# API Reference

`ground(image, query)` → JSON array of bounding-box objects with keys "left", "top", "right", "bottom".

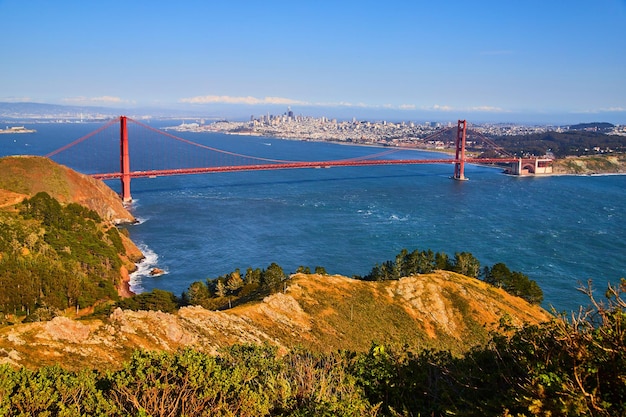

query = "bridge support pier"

[
  {"left": 453, "top": 119, "right": 468, "bottom": 181},
  {"left": 120, "top": 116, "right": 132, "bottom": 202}
]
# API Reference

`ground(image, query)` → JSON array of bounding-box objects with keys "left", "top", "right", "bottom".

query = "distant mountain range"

[
  {"left": 568, "top": 122, "right": 614, "bottom": 132},
  {"left": 0, "top": 101, "right": 117, "bottom": 118},
  {"left": 0, "top": 101, "right": 205, "bottom": 121}
]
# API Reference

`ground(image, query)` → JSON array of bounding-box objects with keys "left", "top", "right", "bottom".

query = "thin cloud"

[
  {"left": 180, "top": 95, "right": 422, "bottom": 111},
  {"left": 62, "top": 96, "right": 132, "bottom": 105},
  {"left": 573, "top": 107, "right": 626, "bottom": 114},
  {"left": 334, "top": 101, "right": 370, "bottom": 108},
  {"left": 468, "top": 106, "right": 508, "bottom": 113},
  {"left": 423, "top": 104, "right": 508, "bottom": 113},
  {"left": 1, "top": 96, "right": 33, "bottom": 102},
  {"left": 180, "top": 95, "right": 308, "bottom": 106},
  {"left": 424, "top": 104, "right": 454, "bottom": 112},
  {"left": 179, "top": 95, "right": 513, "bottom": 114}
]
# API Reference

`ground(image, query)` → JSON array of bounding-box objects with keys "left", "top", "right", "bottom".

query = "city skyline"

[{"left": 1, "top": 0, "right": 625, "bottom": 124}]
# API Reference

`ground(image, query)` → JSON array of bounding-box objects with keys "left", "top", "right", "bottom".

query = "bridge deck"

[{"left": 92, "top": 157, "right": 522, "bottom": 180}]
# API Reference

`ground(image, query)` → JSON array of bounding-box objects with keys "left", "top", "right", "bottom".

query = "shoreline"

[
  {"left": 222, "top": 129, "right": 465, "bottom": 157},
  {"left": 213, "top": 130, "right": 626, "bottom": 177}
]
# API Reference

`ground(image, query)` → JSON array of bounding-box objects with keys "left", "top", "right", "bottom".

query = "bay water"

[{"left": 2, "top": 121, "right": 625, "bottom": 313}]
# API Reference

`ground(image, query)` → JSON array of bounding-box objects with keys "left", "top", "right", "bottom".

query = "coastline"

[
  {"left": 224, "top": 131, "right": 626, "bottom": 176},
  {"left": 223, "top": 129, "right": 462, "bottom": 157},
  {"left": 166, "top": 124, "right": 626, "bottom": 176}
]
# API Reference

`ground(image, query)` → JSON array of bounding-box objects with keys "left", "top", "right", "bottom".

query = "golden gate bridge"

[{"left": 44, "top": 116, "right": 551, "bottom": 202}]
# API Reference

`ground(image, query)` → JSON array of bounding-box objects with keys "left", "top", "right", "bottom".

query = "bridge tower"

[
  {"left": 120, "top": 116, "right": 132, "bottom": 202},
  {"left": 453, "top": 119, "right": 468, "bottom": 180}
]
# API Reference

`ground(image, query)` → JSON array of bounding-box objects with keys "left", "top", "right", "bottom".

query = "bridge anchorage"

[{"left": 49, "top": 115, "right": 553, "bottom": 203}]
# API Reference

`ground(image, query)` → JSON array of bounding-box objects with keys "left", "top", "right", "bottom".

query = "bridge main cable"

[
  {"left": 44, "top": 118, "right": 119, "bottom": 158},
  {"left": 127, "top": 117, "right": 301, "bottom": 164},
  {"left": 126, "top": 117, "right": 419, "bottom": 165}
]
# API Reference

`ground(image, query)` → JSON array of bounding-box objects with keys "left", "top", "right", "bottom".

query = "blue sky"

[{"left": 1, "top": 0, "right": 625, "bottom": 123}]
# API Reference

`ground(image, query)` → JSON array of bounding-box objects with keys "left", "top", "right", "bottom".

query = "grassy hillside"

[
  {"left": 0, "top": 272, "right": 550, "bottom": 370},
  {"left": 0, "top": 282, "right": 622, "bottom": 417},
  {"left": 0, "top": 157, "right": 143, "bottom": 323},
  {"left": 552, "top": 154, "right": 626, "bottom": 174},
  {"left": 0, "top": 156, "right": 135, "bottom": 223}
]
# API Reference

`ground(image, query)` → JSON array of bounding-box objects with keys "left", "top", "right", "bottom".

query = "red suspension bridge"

[{"left": 44, "top": 116, "right": 552, "bottom": 202}]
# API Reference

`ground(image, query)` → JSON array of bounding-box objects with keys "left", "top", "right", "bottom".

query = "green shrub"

[{"left": 116, "top": 289, "right": 180, "bottom": 313}]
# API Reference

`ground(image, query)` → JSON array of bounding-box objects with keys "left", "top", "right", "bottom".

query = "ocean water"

[{"left": 2, "top": 121, "right": 625, "bottom": 313}]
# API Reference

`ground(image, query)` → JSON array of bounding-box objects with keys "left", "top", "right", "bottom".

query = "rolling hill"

[{"left": 0, "top": 272, "right": 550, "bottom": 370}]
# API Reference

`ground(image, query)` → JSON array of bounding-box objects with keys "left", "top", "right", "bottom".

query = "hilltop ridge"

[
  {"left": 0, "top": 272, "right": 550, "bottom": 370},
  {"left": 0, "top": 156, "right": 135, "bottom": 224}
]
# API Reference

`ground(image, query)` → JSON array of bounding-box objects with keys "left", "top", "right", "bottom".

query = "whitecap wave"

[
  {"left": 129, "top": 244, "right": 166, "bottom": 293},
  {"left": 133, "top": 216, "right": 149, "bottom": 225},
  {"left": 389, "top": 214, "right": 409, "bottom": 221}
]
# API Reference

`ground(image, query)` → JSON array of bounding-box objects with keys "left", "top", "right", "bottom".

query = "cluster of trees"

[
  {"left": 169, "top": 264, "right": 326, "bottom": 311},
  {"left": 115, "top": 263, "right": 291, "bottom": 312},
  {"left": 182, "top": 263, "right": 288, "bottom": 310},
  {"left": 1, "top": 280, "right": 624, "bottom": 416},
  {"left": 115, "top": 247, "right": 542, "bottom": 316},
  {"left": 481, "top": 130, "right": 626, "bottom": 158},
  {"left": 360, "top": 248, "right": 543, "bottom": 304},
  {"left": 483, "top": 262, "right": 544, "bottom": 304},
  {"left": 0, "top": 192, "right": 125, "bottom": 321}
]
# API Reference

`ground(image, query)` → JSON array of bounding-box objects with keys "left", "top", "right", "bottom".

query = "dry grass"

[
  {"left": 0, "top": 272, "right": 551, "bottom": 370},
  {"left": 0, "top": 156, "right": 135, "bottom": 223},
  {"left": 553, "top": 155, "right": 626, "bottom": 174}
]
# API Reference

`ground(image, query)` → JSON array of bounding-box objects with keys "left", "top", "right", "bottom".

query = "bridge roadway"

[{"left": 91, "top": 157, "right": 521, "bottom": 180}]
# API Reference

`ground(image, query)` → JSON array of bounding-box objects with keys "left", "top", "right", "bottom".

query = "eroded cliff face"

[{"left": 0, "top": 273, "right": 552, "bottom": 370}]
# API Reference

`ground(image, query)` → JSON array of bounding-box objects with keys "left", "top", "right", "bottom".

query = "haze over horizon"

[{"left": 1, "top": 0, "right": 625, "bottom": 125}]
